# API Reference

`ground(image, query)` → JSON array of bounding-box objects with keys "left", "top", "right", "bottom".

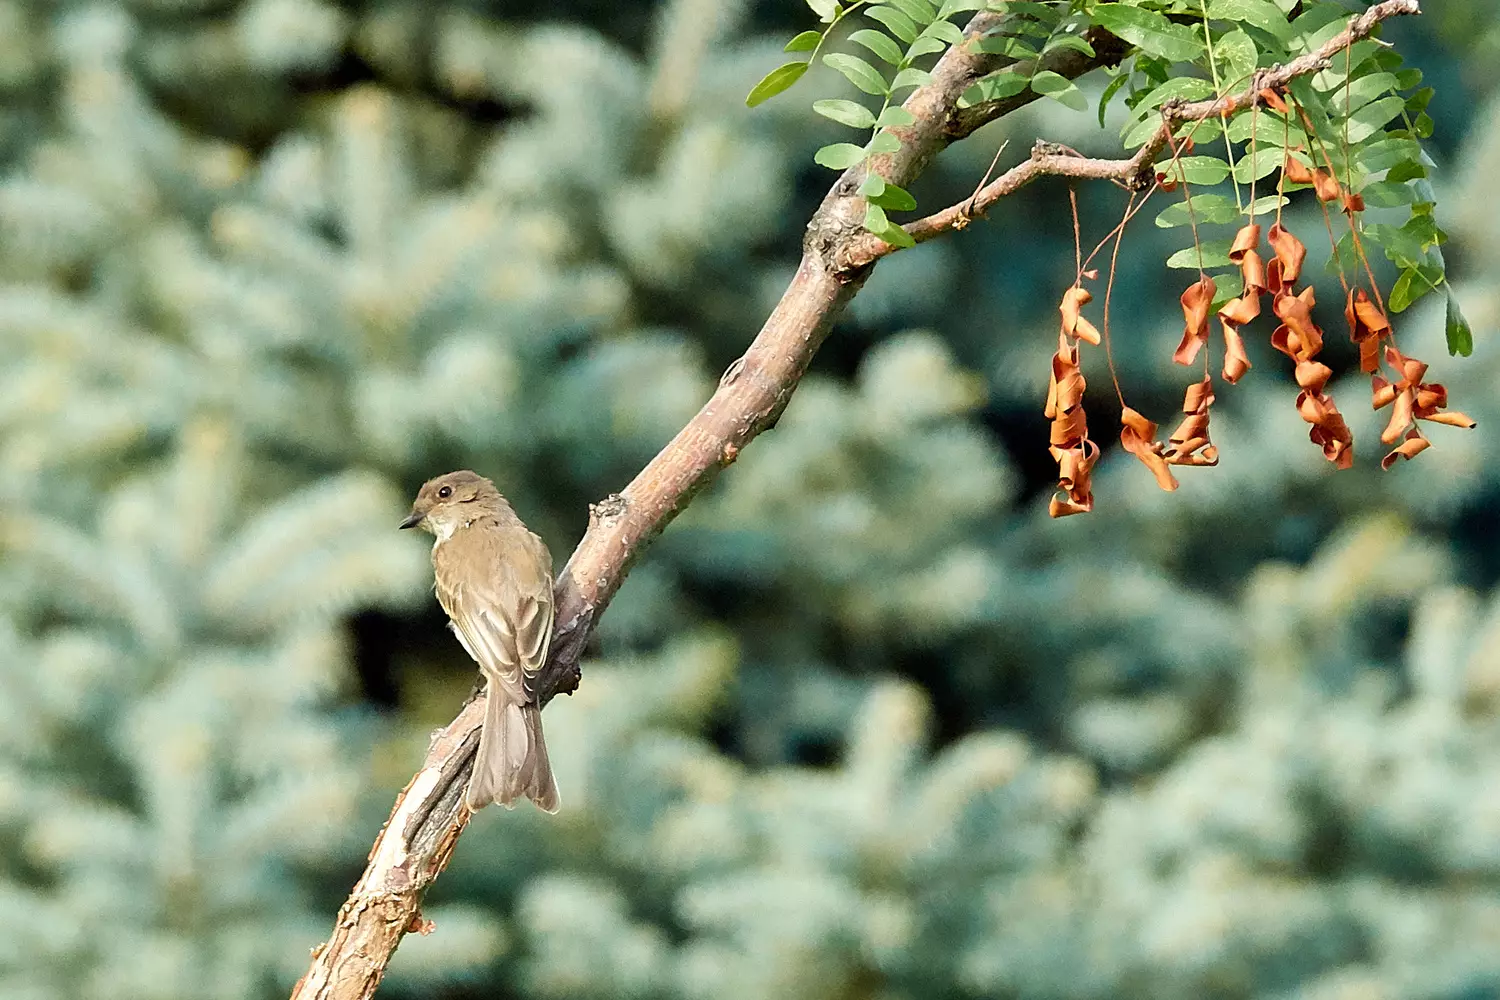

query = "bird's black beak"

[{"left": 399, "top": 509, "right": 425, "bottom": 530}]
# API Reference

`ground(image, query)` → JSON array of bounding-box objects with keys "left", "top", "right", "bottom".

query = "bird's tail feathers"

[{"left": 468, "top": 687, "right": 559, "bottom": 814}]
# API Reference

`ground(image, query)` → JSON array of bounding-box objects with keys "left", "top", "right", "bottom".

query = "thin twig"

[
  {"left": 960, "top": 140, "right": 1011, "bottom": 228},
  {"left": 1102, "top": 189, "right": 1137, "bottom": 408}
]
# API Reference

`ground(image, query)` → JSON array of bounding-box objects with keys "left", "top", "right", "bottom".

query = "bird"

[{"left": 400, "top": 470, "right": 560, "bottom": 813}]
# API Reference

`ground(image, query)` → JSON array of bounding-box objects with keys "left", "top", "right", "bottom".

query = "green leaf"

[
  {"left": 1358, "top": 180, "right": 1415, "bottom": 208},
  {"left": 877, "top": 106, "right": 916, "bottom": 127},
  {"left": 1122, "top": 114, "right": 1166, "bottom": 149},
  {"left": 1215, "top": 29, "right": 1258, "bottom": 89},
  {"left": 1292, "top": 7, "right": 1350, "bottom": 52},
  {"left": 1225, "top": 112, "right": 1305, "bottom": 146},
  {"left": 866, "top": 6, "right": 919, "bottom": 43},
  {"left": 1206, "top": 0, "right": 1291, "bottom": 41},
  {"left": 1311, "top": 42, "right": 1382, "bottom": 90},
  {"left": 824, "top": 52, "right": 890, "bottom": 95},
  {"left": 807, "top": 0, "right": 840, "bottom": 22},
  {"left": 884, "top": 0, "right": 937, "bottom": 28},
  {"left": 1344, "top": 95, "right": 1405, "bottom": 143},
  {"left": 1356, "top": 136, "right": 1423, "bottom": 173},
  {"left": 1157, "top": 155, "right": 1231, "bottom": 186},
  {"left": 813, "top": 98, "right": 878, "bottom": 128},
  {"left": 879, "top": 221, "right": 917, "bottom": 248},
  {"left": 849, "top": 28, "right": 906, "bottom": 65},
  {"left": 1286, "top": 74, "right": 1331, "bottom": 116},
  {"left": 1385, "top": 160, "right": 1426, "bottom": 183},
  {"left": 784, "top": 30, "right": 823, "bottom": 53},
  {"left": 1043, "top": 32, "right": 1095, "bottom": 58},
  {"left": 1388, "top": 268, "right": 1416, "bottom": 313},
  {"left": 892, "top": 66, "right": 934, "bottom": 91},
  {"left": 908, "top": 35, "right": 948, "bottom": 57},
  {"left": 1327, "top": 231, "right": 1357, "bottom": 274},
  {"left": 1127, "top": 77, "right": 1216, "bottom": 120},
  {"left": 997, "top": 1, "right": 1059, "bottom": 19},
  {"left": 1135, "top": 53, "right": 1173, "bottom": 86},
  {"left": 868, "top": 130, "right": 902, "bottom": 153},
  {"left": 1099, "top": 70, "right": 1131, "bottom": 128},
  {"left": 922, "top": 18, "right": 965, "bottom": 45},
  {"left": 1166, "top": 239, "right": 1233, "bottom": 269},
  {"left": 966, "top": 70, "right": 1029, "bottom": 105},
  {"left": 1232, "top": 146, "right": 1287, "bottom": 183},
  {"left": 1122, "top": 114, "right": 1176, "bottom": 149},
  {"left": 1187, "top": 118, "right": 1223, "bottom": 144},
  {"left": 1446, "top": 292, "right": 1474, "bottom": 357},
  {"left": 1366, "top": 222, "right": 1429, "bottom": 269},
  {"left": 1244, "top": 193, "right": 1288, "bottom": 215},
  {"left": 870, "top": 181, "right": 917, "bottom": 211},
  {"left": 859, "top": 172, "right": 887, "bottom": 197},
  {"left": 1091, "top": 4, "right": 1203, "bottom": 62},
  {"left": 1414, "top": 112, "right": 1434, "bottom": 139},
  {"left": 974, "top": 33, "right": 1039, "bottom": 58},
  {"left": 1155, "top": 194, "right": 1240, "bottom": 228},
  {"left": 746, "top": 62, "right": 809, "bottom": 107},
  {"left": 1031, "top": 71, "right": 1087, "bottom": 112},
  {"left": 1331, "top": 72, "right": 1398, "bottom": 113},
  {"left": 1395, "top": 67, "right": 1423, "bottom": 90},
  {"left": 814, "top": 142, "right": 870, "bottom": 169},
  {"left": 939, "top": 0, "right": 983, "bottom": 15},
  {"left": 1211, "top": 270, "right": 1244, "bottom": 304},
  {"left": 865, "top": 202, "right": 917, "bottom": 247},
  {"left": 1402, "top": 210, "right": 1447, "bottom": 252}
]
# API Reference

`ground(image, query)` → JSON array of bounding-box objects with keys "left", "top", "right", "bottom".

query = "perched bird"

[{"left": 400, "top": 470, "right": 560, "bottom": 813}]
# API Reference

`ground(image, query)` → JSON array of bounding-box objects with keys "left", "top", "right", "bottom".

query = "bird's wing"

[{"left": 440, "top": 542, "right": 554, "bottom": 705}]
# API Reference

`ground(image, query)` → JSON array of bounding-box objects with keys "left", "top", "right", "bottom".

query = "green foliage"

[
  {"left": 745, "top": 61, "right": 808, "bottom": 106},
  {"left": 753, "top": 0, "right": 1473, "bottom": 358},
  {"left": 745, "top": 0, "right": 980, "bottom": 240}
]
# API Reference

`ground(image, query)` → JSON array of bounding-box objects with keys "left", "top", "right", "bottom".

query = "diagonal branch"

[
  {"left": 838, "top": 0, "right": 1421, "bottom": 272},
  {"left": 289, "top": 9, "right": 1060, "bottom": 998},
  {"left": 290, "top": 2, "right": 1418, "bottom": 996}
]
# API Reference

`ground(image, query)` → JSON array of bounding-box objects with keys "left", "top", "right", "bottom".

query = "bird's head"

[{"left": 400, "top": 470, "right": 501, "bottom": 536}]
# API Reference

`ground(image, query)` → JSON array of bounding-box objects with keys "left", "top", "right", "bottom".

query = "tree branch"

[
  {"left": 290, "top": 2, "right": 1418, "bottom": 996},
  {"left": 838, "top": 0, "right": 1421, "bottom": 272}
]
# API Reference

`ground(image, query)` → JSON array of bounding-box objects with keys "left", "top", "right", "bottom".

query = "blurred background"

[{"left": 3, "top": 1, "right": 1500, "bottom": 998}]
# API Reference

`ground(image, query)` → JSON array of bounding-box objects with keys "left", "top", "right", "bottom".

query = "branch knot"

[{"left": 589, "top": 493, "right": 629, "bottom": 528}]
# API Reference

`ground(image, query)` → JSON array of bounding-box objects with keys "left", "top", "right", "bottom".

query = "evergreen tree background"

[{"left": 2, "top": 1, "right": 1500, "bottom": 998}]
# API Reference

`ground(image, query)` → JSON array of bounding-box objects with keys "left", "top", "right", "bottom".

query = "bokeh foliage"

[{"left": 2, "top": 1, "right": 1500, "bottom": 999}]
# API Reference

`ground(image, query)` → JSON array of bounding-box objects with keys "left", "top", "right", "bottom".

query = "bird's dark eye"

[{"left": 437, "top": 486, "right": 452, "bottom": 499}]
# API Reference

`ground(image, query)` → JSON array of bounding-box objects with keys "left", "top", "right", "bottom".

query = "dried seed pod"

[
  {"left": 1120, "top": 407, "right": 1178, "bottom": 491},
  {"left": 1345, "top": 288, "right": 1391, "bottom": 374},
  {"left": 1173, "top": 275, "right": 1217, "bottom": 366},
  {"left": 1162, "top": 379, "right": 1219, "bottom": 467}
]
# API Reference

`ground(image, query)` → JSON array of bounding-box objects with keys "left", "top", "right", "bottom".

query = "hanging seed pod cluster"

[
  {"left": 743, "top": 0, "right": 1467, "bottom": 519},
  {"left": 1044, "top": 76, "right": 1474, "bottom": 519}
]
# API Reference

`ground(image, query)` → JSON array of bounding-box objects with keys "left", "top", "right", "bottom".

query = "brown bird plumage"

[{"left": 401, "top": 470, "right": 559, "bottom": 813}]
